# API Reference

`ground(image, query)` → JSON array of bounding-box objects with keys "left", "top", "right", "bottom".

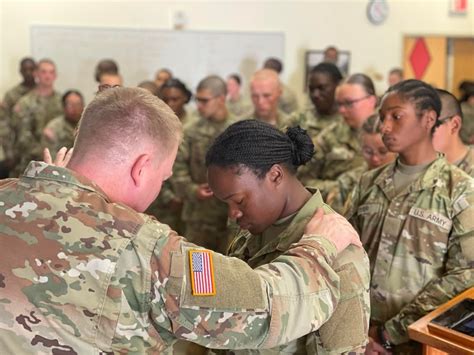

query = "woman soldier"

[
  {"left": 345, "top": 79, "right": 474, "bottom": 353},
  {"left": 206, "top": 119, "right": 370, "bottom": 354}
]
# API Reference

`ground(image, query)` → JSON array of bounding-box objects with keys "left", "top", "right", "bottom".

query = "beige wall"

[{"left": 1, "top": 0, "right": 473, "bottom": 104}]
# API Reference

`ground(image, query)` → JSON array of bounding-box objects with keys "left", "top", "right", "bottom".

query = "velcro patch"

[
  {"left": 189, "top": 250, "right": 215, "bottom": 296},
  {"left": 409, "top": 207, "right": 452, "bottom": 231}
]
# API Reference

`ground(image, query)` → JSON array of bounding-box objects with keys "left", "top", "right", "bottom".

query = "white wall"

[{"left": 1, "top": 0, "right": 473, "bottom": 104}]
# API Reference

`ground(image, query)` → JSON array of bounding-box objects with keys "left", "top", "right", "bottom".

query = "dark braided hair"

[
  {"left": 384, "top": 79, "right": 441, "bottom": 133},
  {"left": 205, "top": 119, "right": 314, "bottom": 178}
]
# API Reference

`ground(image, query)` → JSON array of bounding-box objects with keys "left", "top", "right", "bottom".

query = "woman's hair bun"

[{"left": 286, "top": 126, "right": 314, "bottom": 166}]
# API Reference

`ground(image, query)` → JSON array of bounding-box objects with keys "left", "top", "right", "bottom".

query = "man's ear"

[
  {"left": 450, "top": 115, "right": 462, "bottom": 135},
  {"left": 266, "top": 164, "right": 284, "bottom": 187},
  {"left": 131, "top": 154, "right": 151, "bottom": 187}
]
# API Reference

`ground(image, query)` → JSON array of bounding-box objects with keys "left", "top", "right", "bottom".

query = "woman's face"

[
  {"left": 361, "top": 132, "right": 397, "bottom": 169},
  {"left": 336, "top": 83, "right": 377, "bottom": 128},
  {"left": 162, "top": 87, "right": 187, "bottom": 115},
  {"left": 208, "top": 165, "right": 286, "bottom": 235},
  {"left": 379, "top": 92, "right": 433, "bottom": 155},
  {"left": 308, "top": 72, "right": 338, "bottom": 115}
]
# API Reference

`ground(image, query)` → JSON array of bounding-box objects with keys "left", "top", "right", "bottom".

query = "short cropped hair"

[
  {"left": 74, "top": 87, "right": 182, "bottom": 163},
  {"left": 197, "top": 75, "right": 227, "bottom": 97}
]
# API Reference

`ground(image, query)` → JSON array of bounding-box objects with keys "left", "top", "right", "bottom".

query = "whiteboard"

[{"left": 31, "top": 25, "right": 284, "bottom": 103}]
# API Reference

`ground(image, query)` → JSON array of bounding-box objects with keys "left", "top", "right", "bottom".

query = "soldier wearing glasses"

[
  {"left": 297, "top": 73, "right": 378, "bottom": 199},
  {"left": 172, "top": 75, "right": 236, "bottom": 255}
]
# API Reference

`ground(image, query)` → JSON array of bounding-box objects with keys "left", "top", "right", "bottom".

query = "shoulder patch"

[
  {"left": 189, "top": 250, "right": 216, "bottom": 296},
  {"left": 409, "top": 207, "right": 452, "bottom": 231}
]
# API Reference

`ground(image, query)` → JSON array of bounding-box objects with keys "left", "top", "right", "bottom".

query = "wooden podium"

[{"left": 408, "top": 288, "right": 474, "bottom": 355}]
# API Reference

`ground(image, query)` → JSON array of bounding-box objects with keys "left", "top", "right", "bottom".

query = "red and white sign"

[{"left": 450, "top": 0, "right": 468, "bottom": 14}]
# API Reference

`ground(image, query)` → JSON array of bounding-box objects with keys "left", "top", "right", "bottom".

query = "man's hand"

[
  {"left": 43, "top": 147, "right": 74, "bottom": 167},
  {"left": 196, "top": 183, "right": 213, "bottom": 200},
  {"left": 304, "top": 208, "right": 362, "bottom": 253}
]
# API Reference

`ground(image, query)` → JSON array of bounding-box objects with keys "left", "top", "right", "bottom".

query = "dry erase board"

[{"left": 31, "top": 25, "right": 284, "bottom": 103}]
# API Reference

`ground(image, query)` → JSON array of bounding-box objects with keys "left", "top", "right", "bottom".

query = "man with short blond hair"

[
  {"left": 247, "top": 69, "right": 289, "bottom": 129},
  {"left": 0, "top": 86, "right": 361, "bottom": 353}
]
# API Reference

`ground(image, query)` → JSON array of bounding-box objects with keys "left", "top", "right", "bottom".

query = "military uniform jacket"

[
  {"left": 0, "top": 162, "right": 346, "bottom": 354},
  {"left": 2, "top": 83, "right": 34, "bottom": 117},
  {"left": 297, "top": 121, "right": 365, "bottom": 198},
  {"left": 289, "top": 108, "right": 342, "bottom": 140},
  {"left": 226, "top": 189, "right": 370, "bottom": 354},
  {"left": 279, "top": 83, "right": 298, "bottom": 115},
  {"left": 41, "top": 115, "right": 76, "bottom": 157},
  {"left": 457, "top": 145, "right": 474, "bottom": 177},
  {"left": 345, "top": 156, "right": 474, "bottom": 345},
  {"left": 227, "top": 96, "right": 253, "bottom": 120},
  {"left": 244, "top": 110, "right": 290, "bottom": 131},
  {"left": 173, "top": 114, "right": 235, "bottom": 225}
]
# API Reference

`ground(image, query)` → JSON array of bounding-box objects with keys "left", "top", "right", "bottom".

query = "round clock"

[{"left": 367, "top": 0, "right": 389, "bottom": 25}]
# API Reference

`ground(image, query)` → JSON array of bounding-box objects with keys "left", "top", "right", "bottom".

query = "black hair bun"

[{"left": 286, "top": 126, "right": 314, "bottom": 166}]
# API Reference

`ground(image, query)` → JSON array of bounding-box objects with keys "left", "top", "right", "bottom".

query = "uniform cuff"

[{"left": 384, "top": 318, "right": 410, "bottom": 345}]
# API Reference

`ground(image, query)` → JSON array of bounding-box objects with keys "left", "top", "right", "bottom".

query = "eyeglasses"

[
  {"left": 438, "top": 115, "right": 454, "bottom": 125},
  {"left": 195, "top": 96, "right": 215, "bottom": 105},
  {"left": 336, "top": 95, "right": 371, "bottom": 109},
  {"left": 98, "top": 84, "right": 121, "bottom": 92},
  {"left": 362, "top": 146, "right": 390, "bottom": 159}
]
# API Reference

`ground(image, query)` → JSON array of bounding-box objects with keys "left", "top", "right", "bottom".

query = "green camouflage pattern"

[
  {"left": 456, "top": 145, "right": 474, "bottom": 177},
  {"left": 11, "top": 91, "right": 62, "bottom": 175},
  {"left": 345, "top": 156, "right": 474, "bottom": 346},
  {"left": 0, "top": 161, "right": 345, "bottom": 354},
  {"left": 181, "top": 110, "right": 199, "bottom": 131},
  {"left": 460, "top": 103, "right": 474, "bottom": 144},
  {"left": 243, "top": 110, "right": 290, "bottom": 130},
  {"left": 227, "top": 96, "right": 253, "bottom": 120},
  {"left": 172, "top": 114, "right": 236, "bottom": 252},
  {"left": 278, "top": 84, "right": 298, "bottom": 115},
  {"left": 326, "top": 164, "right": 368, "bottom": 214},
  {"left": 297, "top": 121, "right": 365, "bottom": 198},
  {"left": 218, "top": 189, "right": 370, "bottom": 354},
  {"left": 2, "top": 83, "right": 35, "bottom": 117},
  {"left": 288, "top": 107, "right": 342, "bottom": 140},
  {"left": 40, "top": 115, "right": 76, "bottom": 159}
]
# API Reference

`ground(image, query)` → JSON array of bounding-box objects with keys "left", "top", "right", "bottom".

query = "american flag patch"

[{"left": 189, "top": 250, "right": 216, "bottom": 296}]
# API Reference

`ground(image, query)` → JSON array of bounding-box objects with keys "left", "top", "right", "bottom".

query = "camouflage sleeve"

[
  {"left": 171, "top": 130, "right": 198, "bottom": 199},
  {"left": 151, "top": 229, "right": 341, "bottom": 349},
  {"left": 343, "top": 178, "right": 362, "bottom": 235},
  {"left": 384, "top": 190, "right": 474, "bottom": 345}
]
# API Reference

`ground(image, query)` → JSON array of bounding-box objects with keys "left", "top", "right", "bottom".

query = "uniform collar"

[{"left": 22, "top": 161, "right": 110, "bottom": 202}]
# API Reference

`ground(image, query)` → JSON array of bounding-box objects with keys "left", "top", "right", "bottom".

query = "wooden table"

[{"left": 408, "top": 287, "right": 474, "bottom": 355}]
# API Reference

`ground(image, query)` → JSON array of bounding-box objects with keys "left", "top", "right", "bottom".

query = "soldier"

[
  {"left": 154, "top": 68, "right": 173, "bottom": 92},
  {"left": 2, "top": 57, "right": 37, "bottom": 117},
  {"left": 12, "top": 58, "right": 62, "bottom": 176},
  {"left": 226, "top": 74, "right": 252, "bottom": 119},
  {"left": 246, "top": 69, "right": 290, "bottom": 129},
  {"left": 138, "top": 80, "right": 160, "bottom": 96},
  {"left": 345, "top": 80, "right": 474, "bottom": 353},
  {"left": 263, "top": 57, "right": 298, "bottom": 114},
  {"left": 206, "top": 119, "right": 370, "bottom": 354},
  {"left": 297, "top": 73, "right": 378, "bottom": 198},
  {"left": 290, "top": 62, "right": 343, "bottom": 138},
  {"left": 99, "top": 72, "right": 123, "bottom": 89},
  {"left": 0, "top": 87, "right": 361, "bottom": 353},
  {"left": 94, "top": 58, "right": 119, "bottom": 83},
  {"left": 147, "top": 78, "right": 197, "bottom": 233},
  {"left": 387, "top": 68, "right": 404, "bottom": 88},
  {"left": 326, "top": 114, "right": 396, "bottom": 213},
  {"left": 172, "top": 75, "right": 235, "bottom": 254},
  {"left": 459, "top": 82, "right": 474, "bottom": 144},
  {"left": 41, "top": 90, "right": 84, "bottom": 159},
  {"left": 433, "top": 89, "right": 473, "bottom": 177}
]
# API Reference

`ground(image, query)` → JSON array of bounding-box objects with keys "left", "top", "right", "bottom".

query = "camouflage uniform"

[
  {"left": 172, "top": 114, "right": 236, "bottom": 253},
  {"left": 460, "top": 102, "right": 474, "bottom": 144},
  {"left": 288, "top": 107, "right": 342, "bottom": 140},
  {"left": 0, "top": 161, "right": 345, "bottom": 354},
  {"left": 227, "top": 96, "right": 253, "bottom": 120},
  {"left": 279, "top": 83, "right": 298, "bottom": 115},
  {"left": 326, "top": 164, "right": 368, "bottom": 214},
  {"left": 12, "top": 90, "right": 62, "bottom": 175},
  {"left": 218, "top": 189, "right": 370, "bottom": 355},
  {"left": 345, "top": 156, "right": 474, "bottom": 349},
  {"left": 40, "top": 115, "right": 76, "bottom": 159},
  {"left": 456, "top": 145, "right": 474, "bottom": 177},
  {"left": 244, "top": 110, "right": 290, "bottom": 130},
  {"left": 297, "top": 121, "right": 365, "bottom": 198},
  {"left": 181, "top": 109, "right": 199, "bottom": 130},
  {"left": 2, "top": 83, "right": 35, "bottom": 117}
]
